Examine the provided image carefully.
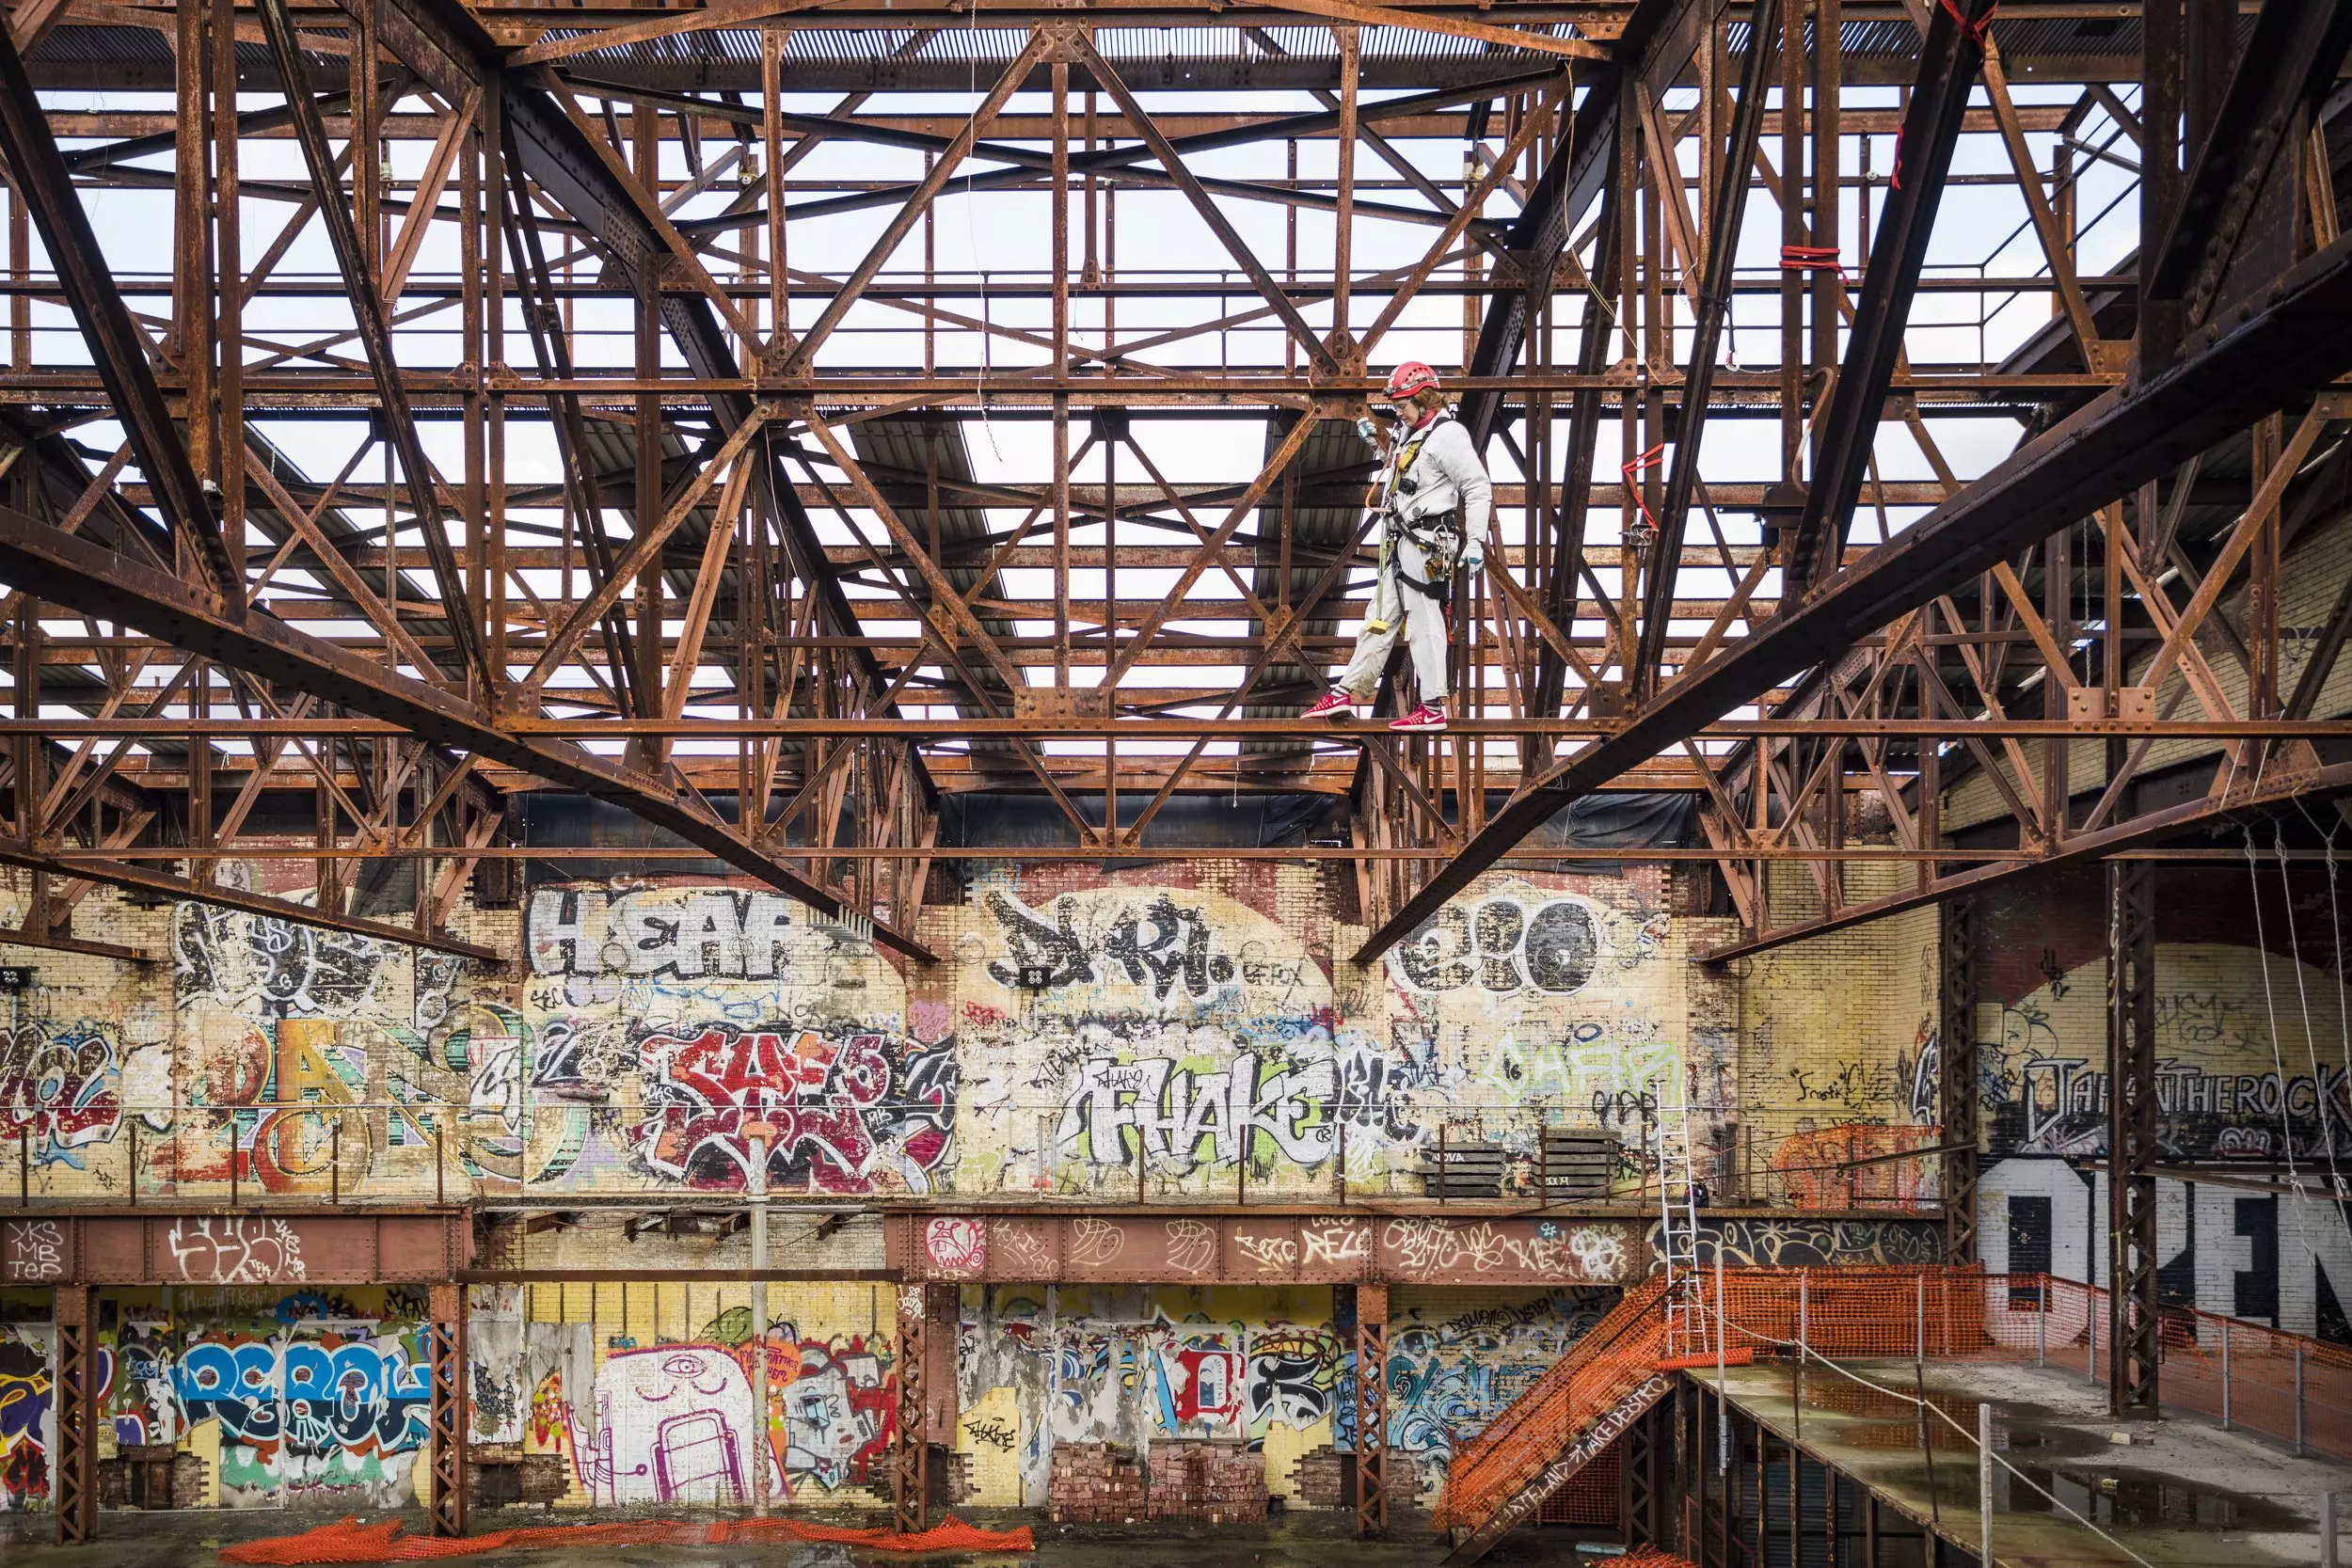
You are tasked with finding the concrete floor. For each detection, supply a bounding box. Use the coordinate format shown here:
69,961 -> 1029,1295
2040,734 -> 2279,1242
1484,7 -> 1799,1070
1712,1358 -> 2352,1567
0,1506 -> 1614,1567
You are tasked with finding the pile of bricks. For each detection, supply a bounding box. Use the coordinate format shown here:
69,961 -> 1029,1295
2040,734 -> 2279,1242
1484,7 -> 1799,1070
1286,1445 -> 1349,1510
1146,1440 -> 1265,1525
1048,1442 -> 1145,1523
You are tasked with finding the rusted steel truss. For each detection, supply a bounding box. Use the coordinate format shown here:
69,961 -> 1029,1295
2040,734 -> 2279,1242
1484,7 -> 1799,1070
0,2 -> 2344,956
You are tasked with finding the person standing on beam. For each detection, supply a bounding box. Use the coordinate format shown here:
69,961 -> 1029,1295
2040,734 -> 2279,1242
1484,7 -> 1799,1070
1303,362 -> 1493,733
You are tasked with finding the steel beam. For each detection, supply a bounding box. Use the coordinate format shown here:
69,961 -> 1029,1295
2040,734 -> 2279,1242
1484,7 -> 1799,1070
1779,0 -> 1995,596
2146,0 -> 2352,325
0,27 -> 241,609
345,0 -> 908,736
1356,222 -> 2352,964
253,0 -> 488,690
0,842 -> 500,960
1631,0 -> 1777,697
0,503 -> 935,958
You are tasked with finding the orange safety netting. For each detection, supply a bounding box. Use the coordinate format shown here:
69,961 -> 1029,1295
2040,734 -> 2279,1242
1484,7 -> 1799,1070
1435,1265 -> 1981,1532
1615,1548 -> 1700,1568
219,1513 -> 1035,1564
1433,1274 -> 1675,1530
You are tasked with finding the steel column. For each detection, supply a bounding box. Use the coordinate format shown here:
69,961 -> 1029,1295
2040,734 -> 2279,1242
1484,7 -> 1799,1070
426,1281 -> 469,1536
1939,896 -> 1980,1261
2107,859 -> 2160,1415
892,1283 -> 929,1533
53,1282 -> 95,1544
1356,1280 -> 1389,1539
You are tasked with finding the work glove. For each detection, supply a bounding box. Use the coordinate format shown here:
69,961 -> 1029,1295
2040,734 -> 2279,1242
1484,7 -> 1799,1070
1356,415 -> 1380,449
1462,537 -> 1485,574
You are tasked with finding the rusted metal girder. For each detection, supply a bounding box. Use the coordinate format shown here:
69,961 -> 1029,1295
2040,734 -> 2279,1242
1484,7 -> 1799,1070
1777,0 -> 1996,596
1455,0 -> 1703,449
0,1209 -> 469,1286
2106,859 -> 2159,1417
0,841 -> 500,960
348,0 -> 917,753
253,0 -> 489,690
1630,0 -> 1778,701
0,504 -> 937,958
887,1212 -> 1646,1287
2146,0 -> 2352,327
1357,218 -> 2352,965
8,715 -> 2352,739
0,26 -> 242,610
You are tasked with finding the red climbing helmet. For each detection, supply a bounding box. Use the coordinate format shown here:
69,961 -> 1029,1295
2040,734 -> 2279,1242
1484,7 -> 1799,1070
1383,361 -> 1440,400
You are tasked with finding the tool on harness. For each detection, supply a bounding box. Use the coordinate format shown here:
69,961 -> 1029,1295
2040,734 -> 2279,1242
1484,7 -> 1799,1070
1363,411 -> 1465,630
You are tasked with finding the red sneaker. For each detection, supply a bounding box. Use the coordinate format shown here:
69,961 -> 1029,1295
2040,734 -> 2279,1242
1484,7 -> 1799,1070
1391,702 -> 1448,732
1302,689 -> 1358,721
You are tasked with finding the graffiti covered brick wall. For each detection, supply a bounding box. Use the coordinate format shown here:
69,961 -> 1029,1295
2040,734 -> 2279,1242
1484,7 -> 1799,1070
933,863 -> 1732,1199
1737,864 -> 1941,1207
1967,866 -> 2352,1163
948,1282 -> 1610,1511
519,884 -> 952,1196
11,862 -> 1738,1205
516,1280 -> 898,1509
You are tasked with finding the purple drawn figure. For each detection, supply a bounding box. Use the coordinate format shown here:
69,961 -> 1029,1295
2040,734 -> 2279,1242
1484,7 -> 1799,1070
576,1346 -> 778,1507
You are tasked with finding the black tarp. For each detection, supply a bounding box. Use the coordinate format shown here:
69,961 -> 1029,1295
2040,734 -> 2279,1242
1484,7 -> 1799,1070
506,787 -> 1694,887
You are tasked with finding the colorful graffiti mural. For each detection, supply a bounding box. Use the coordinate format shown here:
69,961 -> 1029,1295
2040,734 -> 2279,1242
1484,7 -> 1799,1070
519,1311 -> 899,1508
0,1022 -> 127,1169
0,1325 -> 50,1511
635,1025 -> 954,1192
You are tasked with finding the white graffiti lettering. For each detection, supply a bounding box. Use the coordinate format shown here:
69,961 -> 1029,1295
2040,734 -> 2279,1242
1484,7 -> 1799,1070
2,1219 -> 61,1280
526,888 -> 813,976
167,1216 -> 307,1283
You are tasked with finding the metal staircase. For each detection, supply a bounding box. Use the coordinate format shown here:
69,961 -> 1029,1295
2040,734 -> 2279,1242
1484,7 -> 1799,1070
1431,1097 -> 1713,1564
1432,1275 -> 1675,1565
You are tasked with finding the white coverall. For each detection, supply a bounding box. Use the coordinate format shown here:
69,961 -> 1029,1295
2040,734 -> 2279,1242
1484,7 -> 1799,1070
1337,411 -> 1495,702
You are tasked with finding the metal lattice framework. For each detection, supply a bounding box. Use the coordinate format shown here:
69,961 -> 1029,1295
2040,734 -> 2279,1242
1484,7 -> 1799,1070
426,1281 -> 469,1537
52,1283 -> 95,1546
1353,1281 -> 1389,1538
891,1282 -> 929,1533
0,1 -> 2337,967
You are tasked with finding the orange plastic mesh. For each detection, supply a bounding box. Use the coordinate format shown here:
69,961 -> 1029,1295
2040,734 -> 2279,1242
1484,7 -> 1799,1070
1615,1547 -> 1700,1568
1433,1274 -> 1674,1529
217,1513 -> 1036,1563
1973,1273 -> 2352,1464
1435,1265 -> 1977,1532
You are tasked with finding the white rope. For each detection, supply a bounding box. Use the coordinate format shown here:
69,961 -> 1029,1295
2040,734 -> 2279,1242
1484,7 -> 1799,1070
1707,1285 -> 2163,1568
2276,825 -> 2348,1236
2247,827 -> 2328,1274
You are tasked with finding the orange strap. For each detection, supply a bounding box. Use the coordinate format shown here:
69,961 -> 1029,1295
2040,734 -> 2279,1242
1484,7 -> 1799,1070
1780,245 -> 1848,283
1622,442 -> 1667,537
1942,0 -> 1996,47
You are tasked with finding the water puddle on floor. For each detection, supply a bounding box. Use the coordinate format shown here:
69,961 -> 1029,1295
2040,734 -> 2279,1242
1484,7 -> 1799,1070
1998,1466 -> 2303,1531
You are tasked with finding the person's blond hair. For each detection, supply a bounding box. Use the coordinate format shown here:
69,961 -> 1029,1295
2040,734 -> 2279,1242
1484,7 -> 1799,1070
1406,387 -> 1448,419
